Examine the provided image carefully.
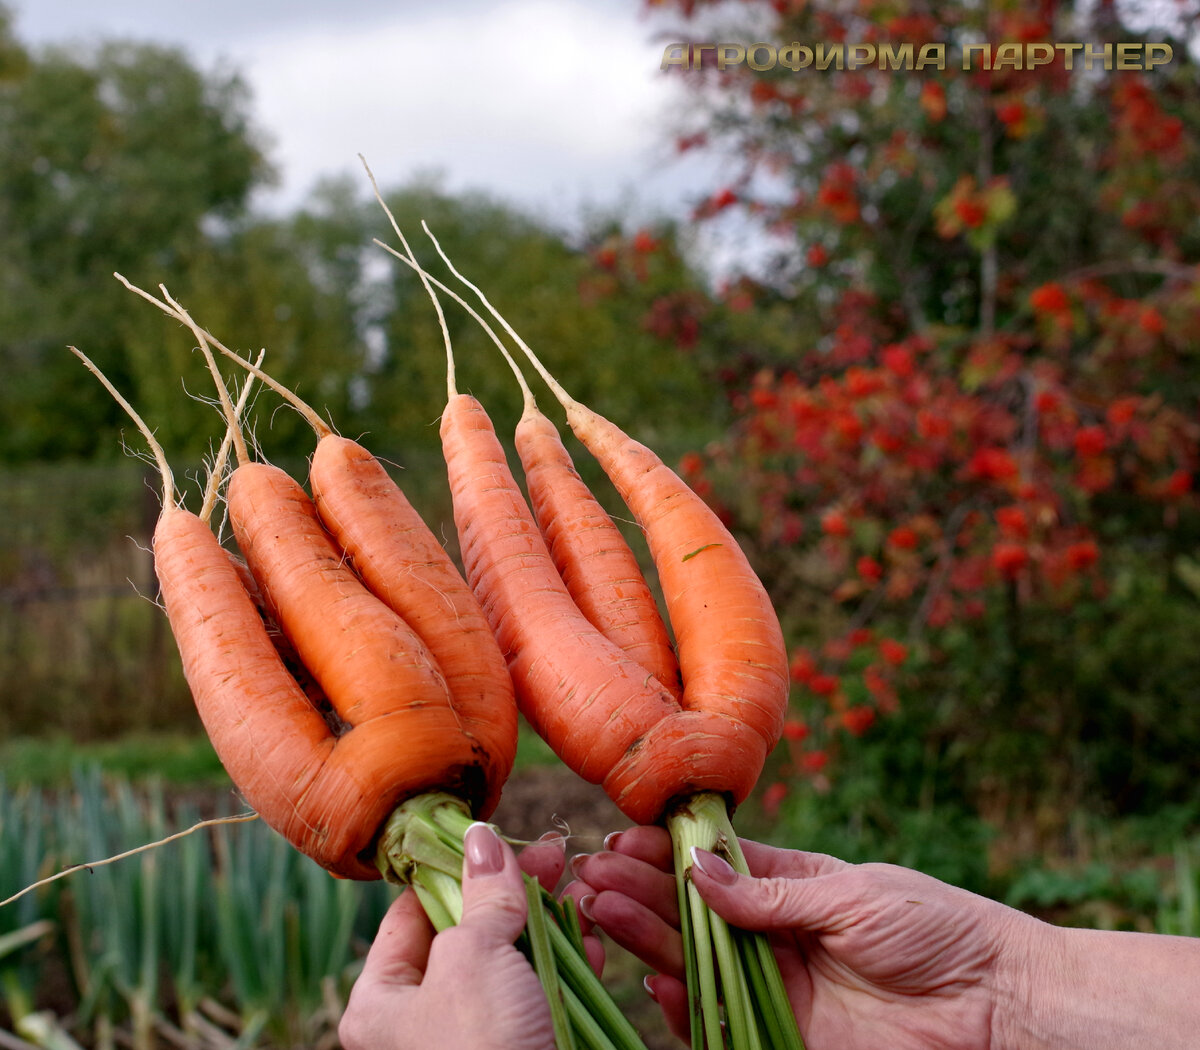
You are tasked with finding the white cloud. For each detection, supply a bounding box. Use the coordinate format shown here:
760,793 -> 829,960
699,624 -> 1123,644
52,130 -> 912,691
231,0 -> 693,218
13,0 -> 718,227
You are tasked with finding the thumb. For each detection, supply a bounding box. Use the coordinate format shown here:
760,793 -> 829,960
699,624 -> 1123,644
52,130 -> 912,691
458,822 -> 529,946
689,848 -> 848,933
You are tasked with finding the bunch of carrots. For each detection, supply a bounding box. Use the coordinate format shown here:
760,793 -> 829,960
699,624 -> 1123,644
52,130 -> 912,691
75,280 -> 648,1050
76,176 -> 802,1049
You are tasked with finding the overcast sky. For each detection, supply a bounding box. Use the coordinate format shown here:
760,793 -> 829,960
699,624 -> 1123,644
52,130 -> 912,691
10,0 -> 722,232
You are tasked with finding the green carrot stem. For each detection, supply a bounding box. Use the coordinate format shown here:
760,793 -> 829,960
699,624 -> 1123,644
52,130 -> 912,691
525,876 -> 577,1050
710,909 -> 761,1050
666,792 -> 807,1050
375,793 -> 652,1050
547,917 -> 647,1050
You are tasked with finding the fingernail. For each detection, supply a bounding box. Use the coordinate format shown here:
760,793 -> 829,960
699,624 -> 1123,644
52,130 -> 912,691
568,854 -> 588,879
578,894 -> 597,923
643,975 -> 659,1002
464,822 -> 504,876
690,847 -> 737,885
538,831 -> 565,848
603,830 -> 623,851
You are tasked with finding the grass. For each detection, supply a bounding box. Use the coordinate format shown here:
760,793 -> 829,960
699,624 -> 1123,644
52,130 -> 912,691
0,733 -> 230,789
0,724 -> 560,793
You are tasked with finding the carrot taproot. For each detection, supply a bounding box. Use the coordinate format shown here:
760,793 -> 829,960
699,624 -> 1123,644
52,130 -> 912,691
170,293 -> 505,826
421,227 -> 788,820
121,275 -> 519,812
373,225 -> 680,783
70,347 -> 428,879
405,238 -> 802,1049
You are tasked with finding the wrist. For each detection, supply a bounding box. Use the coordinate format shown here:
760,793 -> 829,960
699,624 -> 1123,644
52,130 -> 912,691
990,913 -> 1200,1050
987,909 -> 1067,1050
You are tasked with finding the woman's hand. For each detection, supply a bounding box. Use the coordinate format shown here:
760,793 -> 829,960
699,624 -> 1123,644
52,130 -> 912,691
566,826 -> 1035,1050
340,824 -> 565,1050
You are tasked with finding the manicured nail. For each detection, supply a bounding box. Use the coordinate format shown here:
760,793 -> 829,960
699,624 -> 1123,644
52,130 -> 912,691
643,975 -> 659,1002
568,853 -> 588,879
537,830 -> 566,849
690,847 -> 737,885
603,830 -> 623,851
578,894 -> 597,923
464,822 -> 504,876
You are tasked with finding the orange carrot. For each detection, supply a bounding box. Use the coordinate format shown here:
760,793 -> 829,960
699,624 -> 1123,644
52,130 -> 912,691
421,228 -> 788,823
70,347 -> 427,879
414,236 -> 802,1050
123,277 -> 518,814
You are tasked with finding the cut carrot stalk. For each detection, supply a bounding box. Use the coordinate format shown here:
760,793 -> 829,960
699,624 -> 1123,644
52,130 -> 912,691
413,234 -> 803,1050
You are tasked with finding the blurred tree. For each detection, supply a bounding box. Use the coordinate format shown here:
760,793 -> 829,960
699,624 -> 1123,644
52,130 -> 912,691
0,8 -> 273,460
630,0 -> 1200,823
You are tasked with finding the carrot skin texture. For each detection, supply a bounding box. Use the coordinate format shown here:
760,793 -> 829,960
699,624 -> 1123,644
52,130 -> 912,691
157,509 -> 483,880
228,551 -> 335,721
601,711 -> 768,826
309,434 -> 517,811
563,400 -> 789,751
515,405 -> 683,702
224,463 -> 500,868
440,393 -> 680,783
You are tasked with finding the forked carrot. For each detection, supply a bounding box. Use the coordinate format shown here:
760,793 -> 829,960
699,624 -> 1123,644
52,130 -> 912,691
415,232 -> 801,1050
84,283 -> 652,1050
364,191 -> 684,703
119,276 -> 518,813
172,297 -> 503,844
422,227 -> 787,818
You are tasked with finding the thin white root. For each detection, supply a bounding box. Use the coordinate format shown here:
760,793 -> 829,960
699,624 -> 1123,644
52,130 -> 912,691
359,154 -> 459,399
419,221 -> 577,412
0,812 -> 259,909
113,272 -> 332,440
70,347 -> 176,510
356,158 -> 534,408
161,286 -> 250,469
201,349 -> 266,524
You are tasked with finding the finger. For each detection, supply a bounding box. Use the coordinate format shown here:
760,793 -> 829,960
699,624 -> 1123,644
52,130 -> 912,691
690,848 -> 854,934
603,825 -> 673,870
357,889 -> 434,987
738,839 -> 851,880
519,832 -> 567,893
560,877 -> 599,935
582,930 -> 605,977
583,889 -> 685,979
644,974 -> 692,1044
458,822 -> 529,946
570,850 -> 680,927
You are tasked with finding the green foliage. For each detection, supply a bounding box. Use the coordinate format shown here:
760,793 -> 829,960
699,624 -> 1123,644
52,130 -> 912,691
0,734 -> 228,788
0,768 -> 392,1046
0,18 -> 273,461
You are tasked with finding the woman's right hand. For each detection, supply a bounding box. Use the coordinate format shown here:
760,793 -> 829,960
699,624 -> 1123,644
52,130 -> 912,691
565,826 -> 1040,1050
